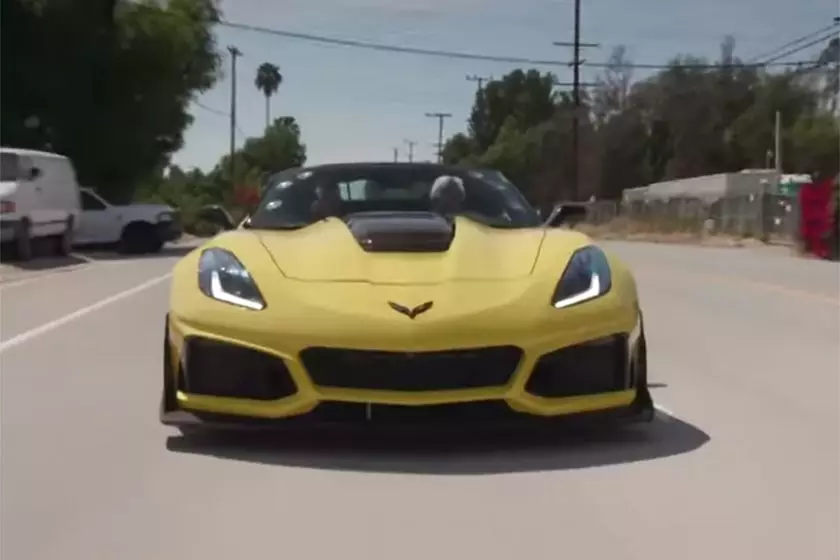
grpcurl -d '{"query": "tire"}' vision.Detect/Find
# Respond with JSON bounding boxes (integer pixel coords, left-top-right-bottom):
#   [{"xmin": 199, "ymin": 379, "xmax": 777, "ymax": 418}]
[
  {"xmin": 15, "ymin": 219, "xmax": 33, "ymax": 262},
  {"xmin": 54, "ymin": 216, "xmax": 74, "ymax": 256},
  {"xmin": 119, "ymin": 221, "xmax": 156, "ymax": 254},
  {"xmin": 147, "ymin": 238, "xmax": 164, "ymax": 253},
  {"xmin": 633, "ymin": 328, "xmax": 655, "ymax": 420},
  {"xmin": 177, "ymin": 426, "xmax": 204, "ymax": 437},
  {"xmin": 161, "ymin": 315, "xmax": 178, "ymax": 415}
]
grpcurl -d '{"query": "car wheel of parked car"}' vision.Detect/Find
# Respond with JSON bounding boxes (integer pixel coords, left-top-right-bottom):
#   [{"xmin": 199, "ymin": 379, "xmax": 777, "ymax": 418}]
[
  {"xmin": 54, "ymin": 216, "xmax": 74, "ymax": 256},
  {"xmin": 119, "ymin": 221, "xmax": 158, "ymax": 254},
  {"xmin": 15, "ymin": 219, "xmax": 33, "ymax": 262},
  {"xmin": 147, "ymin": 238, "xmax": 164, "ymax": 253}
]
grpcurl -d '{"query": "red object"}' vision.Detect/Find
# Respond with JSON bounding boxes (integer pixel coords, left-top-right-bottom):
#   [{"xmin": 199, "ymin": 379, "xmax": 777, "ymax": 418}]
[
  {"xmin": 234, "ymin": 184, "xmax": 260, "ymax": 207},
  {"xmin": 798, "ymin": 177, "xmax": 833, "ymax": 258}
]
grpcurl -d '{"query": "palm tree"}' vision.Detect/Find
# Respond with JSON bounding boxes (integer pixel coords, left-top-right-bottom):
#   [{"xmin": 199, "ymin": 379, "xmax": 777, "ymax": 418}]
[{"xmin": 254, "ymin": 62, "xmax": 283, "ymax": 131}]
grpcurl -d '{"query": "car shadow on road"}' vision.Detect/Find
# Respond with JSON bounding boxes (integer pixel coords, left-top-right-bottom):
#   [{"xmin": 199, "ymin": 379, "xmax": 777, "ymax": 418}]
[
  {"xmin": 74, "ymin": 243, "xmax": 196, "ymax": 262},
  {"xmin": 0, "ymin": 243, "xmax": 195, "ymax": 274},
  {"xmin": 0, "ymin": 239, "xmax": 89, "ymax": 271},
  {"xmin": 165, "ymin": 412, "xmax": 710, "ymax": 475}
]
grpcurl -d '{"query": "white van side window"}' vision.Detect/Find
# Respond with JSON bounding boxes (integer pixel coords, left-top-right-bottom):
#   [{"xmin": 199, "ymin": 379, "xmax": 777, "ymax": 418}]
[{"xmin": 1, "ymin": 153, "xmax": 20, "ymax": 181}]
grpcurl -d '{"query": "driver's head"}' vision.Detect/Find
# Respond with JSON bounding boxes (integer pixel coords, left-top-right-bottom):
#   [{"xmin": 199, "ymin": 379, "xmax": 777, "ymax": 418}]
[
  {"xmin": 312, "ymin": 181, "xmax": 343, "ymax": 218},
  {"xmin": 430, "ymin": 175, "xmax": 466, "ymax": 215}
]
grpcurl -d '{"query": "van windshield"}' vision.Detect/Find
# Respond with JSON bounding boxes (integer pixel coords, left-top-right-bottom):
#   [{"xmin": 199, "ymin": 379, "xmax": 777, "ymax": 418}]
[{"xmin": 1, "ymin": 154, "xmax": 20, "ymax": 182}]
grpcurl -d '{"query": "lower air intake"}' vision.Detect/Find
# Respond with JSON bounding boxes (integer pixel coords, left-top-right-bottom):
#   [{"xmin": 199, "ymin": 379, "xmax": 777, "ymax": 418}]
[
  {"xmin": 525, "ymin": 335, "xmax": 629, "ymax": 398},
  {"xmin": 181, "ymin": 337, "xmax": 297, "ymax": 400}
]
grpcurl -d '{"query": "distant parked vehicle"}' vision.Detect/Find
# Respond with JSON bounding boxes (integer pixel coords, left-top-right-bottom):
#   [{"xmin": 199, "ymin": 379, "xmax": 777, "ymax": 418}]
[
  {"xmin": 75, "ymin": 188, "xmax": 182, "ymax": 254},
  {"xmin": 0, "ymin": 147, "xmax": 82, "ymax": 261}
]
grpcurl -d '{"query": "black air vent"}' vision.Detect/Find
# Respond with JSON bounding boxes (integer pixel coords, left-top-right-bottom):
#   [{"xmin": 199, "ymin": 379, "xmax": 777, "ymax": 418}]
[{"xmin": 344, "ymin": 211, "xmax": 455, "ymax": 253}]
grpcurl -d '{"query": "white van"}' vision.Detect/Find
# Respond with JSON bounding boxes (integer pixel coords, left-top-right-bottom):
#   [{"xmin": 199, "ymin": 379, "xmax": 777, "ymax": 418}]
[{"xmin": 0, "ymin": 147, "xmax": 82, "ymax": 260}]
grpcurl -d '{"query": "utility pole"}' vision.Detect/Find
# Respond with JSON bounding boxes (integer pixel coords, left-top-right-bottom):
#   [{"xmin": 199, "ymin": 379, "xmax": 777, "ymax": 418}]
[
  {"xmin": 393, "ymin": 147, "xmax": 399, "ymax": 162},
  {"xmin": 466, "ymin": 74, "xmax": 492, "ymax": 95},
  {"xmin": 553, "ymin": 0, "xmax": 599, "ymax": 201},
  {"xmin": 425, "ymin": 112, "xmax": 452, "ymax": 164},
  {"xmin": 774, "ymin": 110, "xmax": 782, "ymax": 173},
  {"xmin": 227, "ymin": 45, "xmax": 243, "ymax": 184},
  {"xmin": 404, "ymin": 139, "xmax": 417, "ymax": 162}
]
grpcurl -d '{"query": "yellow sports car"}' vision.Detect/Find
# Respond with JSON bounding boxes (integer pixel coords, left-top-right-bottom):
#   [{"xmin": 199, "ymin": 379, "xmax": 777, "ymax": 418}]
[{"xmin": 161, "ymin": 162, "xmax": 654, "ymax": 433}]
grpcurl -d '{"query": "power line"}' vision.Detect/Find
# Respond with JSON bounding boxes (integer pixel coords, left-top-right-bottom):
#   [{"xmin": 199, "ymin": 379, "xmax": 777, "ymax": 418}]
[
  {"xmin": 132, "ymin": 5, "xmax": 823, "ymax": 70},
  {"xmin": 193, "ymin": 100, "xmax": 226, "ymax": 118},
  {"xmin": 193, "ymin": 100, "xmax": 247, "ymax": 137},
  {"xmin": 744, "ymin": 21, "xmax": 839, "ymax": 63},
  {"xmin": 759, "ymin": 32, "xmax": 838, "ymax": 65},
  {"xmin": 217, "ymin": 18, "xmax": 815, "ymax": 70}
]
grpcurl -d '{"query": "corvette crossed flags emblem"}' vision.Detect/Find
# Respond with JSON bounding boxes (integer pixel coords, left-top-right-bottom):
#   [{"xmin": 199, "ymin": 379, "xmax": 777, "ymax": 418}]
[{"xmin": 387, "ymin": 301, "xmax": 434, "ymax": 319}]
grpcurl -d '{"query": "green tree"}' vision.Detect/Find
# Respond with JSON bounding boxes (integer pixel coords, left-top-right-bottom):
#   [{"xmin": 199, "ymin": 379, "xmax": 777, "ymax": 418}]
[
  {"xmin": 816, "ymin": 38, "xmax": 839, "ymax": 113},
  {"xmin": 441, "ymin": 133, "xmax": 477, "ymax": 165},
  {"xmin": 468, "ymin": 69, "xmax": 557, "ymax": 152},
  {"xmin": 0, "ymin": 0, "xmax": 222, "ymax": 202},
  {"xmin": 443, "ymin": 37, "xmax": 836, "ymax": 202},
  {"xmin": 255, "ymin": 62, "xmax": 283, "ymax": 131},
  {"xmin": 788, "ymin": 112, "xmax": 840, "ymax": 176},
  {"xmin": 238, "ymin": 116, "xmax": 307, "ymax": 176}
]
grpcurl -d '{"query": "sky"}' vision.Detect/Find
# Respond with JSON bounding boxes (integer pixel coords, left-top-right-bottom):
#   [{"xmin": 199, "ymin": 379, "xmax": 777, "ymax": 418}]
[{"xmin": 171, "ymin": 0, "xmax": 839, "ymax": 171}]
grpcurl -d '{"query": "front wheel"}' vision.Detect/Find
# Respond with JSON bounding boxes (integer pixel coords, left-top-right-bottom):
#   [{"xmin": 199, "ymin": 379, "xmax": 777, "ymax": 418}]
[
  {"xmin": 120, "ymin": 222, "xmax": 158, "ymax": 254},
  {"xmin": 632, "ymin": 329, "xmax": 655, "ymax": 420},
  {"xmin": 146, "ymin": 238, "xmax": 164, "ymax": 253}
]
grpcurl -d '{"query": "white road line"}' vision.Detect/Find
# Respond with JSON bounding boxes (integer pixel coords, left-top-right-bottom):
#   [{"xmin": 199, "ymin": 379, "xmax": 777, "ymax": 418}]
[
  {"xmin": 0, "ymin": 264, "xmax": 93, "ymax": 290},
  {"xmin": 0, "ymin": 272, "xmax": 171, "ymax": 353},
  {"xmin": 0, "ymin": 259, "xmax": 143, "ymax": 291},
  {"xmin": 74, "ymin": 253, "xmax": 97, "ymax": 263},
  {"xmin": 654, "ymin": 403, "xmax": 675, "ymax": 422}
]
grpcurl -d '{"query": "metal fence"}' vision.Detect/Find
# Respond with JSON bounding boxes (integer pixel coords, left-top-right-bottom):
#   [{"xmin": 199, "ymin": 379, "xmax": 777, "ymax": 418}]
[{"xmin": 577, "ymin": 193, "xmax": 800, "ymax": 243}]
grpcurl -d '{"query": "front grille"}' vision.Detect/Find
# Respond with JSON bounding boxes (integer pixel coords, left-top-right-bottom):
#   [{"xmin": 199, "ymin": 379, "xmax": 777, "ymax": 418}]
[
  {"xmin": 300, "ymin": 346, "xmax": 523, "ymax": 391},
  {"xmin": 181, "ymin": 337, "xmax": 297, "ymax": 400},
  {"xmin": 525, "ymin": 335, "xmax": 629, "ymax": 398}
]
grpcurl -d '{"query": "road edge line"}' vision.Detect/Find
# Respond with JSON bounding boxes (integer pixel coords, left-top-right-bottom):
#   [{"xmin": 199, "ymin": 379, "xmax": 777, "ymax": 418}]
[{"xmin": 0, "ymin": 273, "xmax": 171, "ymax": 354}]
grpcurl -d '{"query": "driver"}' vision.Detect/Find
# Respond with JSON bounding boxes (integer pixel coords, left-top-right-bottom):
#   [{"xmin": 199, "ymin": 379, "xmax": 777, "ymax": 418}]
[
  {"xmin": 429, "ymin": 175, "xmax": 466, "ymax": 216},
  {"xmin": 311, "ymin": 180, "xmax": 344, "ymax": 219}
]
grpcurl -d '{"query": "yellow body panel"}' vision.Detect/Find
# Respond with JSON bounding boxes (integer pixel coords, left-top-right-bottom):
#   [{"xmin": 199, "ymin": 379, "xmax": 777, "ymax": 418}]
[{"xmin": 167, "ymin": 217, "xmax": 642, "ymax": 420}]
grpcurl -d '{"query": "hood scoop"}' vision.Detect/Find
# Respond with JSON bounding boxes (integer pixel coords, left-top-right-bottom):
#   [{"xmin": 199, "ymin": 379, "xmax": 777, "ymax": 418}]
[{"xmin": 344, "ymin": 211, "xmax": 455, "ymax": 253}]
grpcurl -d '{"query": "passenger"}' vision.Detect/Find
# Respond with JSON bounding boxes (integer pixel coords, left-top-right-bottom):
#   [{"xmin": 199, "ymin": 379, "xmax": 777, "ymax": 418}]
[{"xmin": 429, "ymin": 175, "xmax": 466, "ymax": 216}]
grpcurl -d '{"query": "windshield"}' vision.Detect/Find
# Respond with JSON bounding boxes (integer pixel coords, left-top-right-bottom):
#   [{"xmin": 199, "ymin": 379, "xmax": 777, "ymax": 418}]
[{"xmin": 247, "ymin": 164, "xmax": 542, "ymax": 230}]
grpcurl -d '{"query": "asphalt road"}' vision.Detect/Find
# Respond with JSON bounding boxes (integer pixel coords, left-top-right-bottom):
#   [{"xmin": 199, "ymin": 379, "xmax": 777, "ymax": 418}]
[{"xmin": 1, "ymin": 242, "xmax": 838, "ymax": 560}]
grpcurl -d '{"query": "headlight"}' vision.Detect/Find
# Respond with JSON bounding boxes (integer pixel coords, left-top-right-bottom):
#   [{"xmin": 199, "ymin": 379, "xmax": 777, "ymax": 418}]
[
  {"xmin": 197, "ymin": 249, "xmax": 266, "ymax": 310},
  {"xmin": 551, "ymin": 245, "xmax": 612, "ymax": 309}
]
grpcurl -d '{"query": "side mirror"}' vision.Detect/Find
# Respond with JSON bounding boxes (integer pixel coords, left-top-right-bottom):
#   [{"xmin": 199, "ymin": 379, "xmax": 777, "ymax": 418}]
[
  {"xmin": 198, "ymin": 204, "xmax": 236, "ymax": 231},
  {"xmin": 29, "ymin": 167, "xmax": 42, "ymax": 180},
  {"xmin": 544, "ymin": 204, "xmax": 588, "ymax": 228}
]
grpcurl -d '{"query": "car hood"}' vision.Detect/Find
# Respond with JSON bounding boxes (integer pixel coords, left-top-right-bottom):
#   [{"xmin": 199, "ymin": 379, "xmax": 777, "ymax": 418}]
[{"xmin": 254, "ymin": 217, "xmax": 547, "ymax": 284}]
